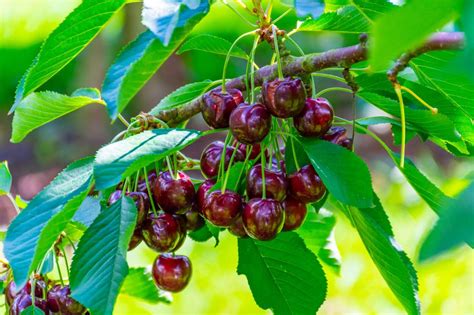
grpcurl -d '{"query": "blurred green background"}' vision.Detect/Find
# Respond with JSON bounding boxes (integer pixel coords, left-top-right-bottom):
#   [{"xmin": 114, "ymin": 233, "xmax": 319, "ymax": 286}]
[{"xmin": 0, "ymin": 1, "xmax": 473, "ymax": 314}]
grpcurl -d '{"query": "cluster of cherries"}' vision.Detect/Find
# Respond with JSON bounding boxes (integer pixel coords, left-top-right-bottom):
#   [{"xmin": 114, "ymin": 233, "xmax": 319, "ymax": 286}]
[{"xmin": 5, "ymin": 277, "xmax": 86, "ymax": 315}]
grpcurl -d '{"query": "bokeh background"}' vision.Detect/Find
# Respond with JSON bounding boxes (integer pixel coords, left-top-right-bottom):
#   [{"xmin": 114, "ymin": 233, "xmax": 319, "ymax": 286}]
[{"xmin": 0, "ymin": 1, "xmax": 473, "ymax": 314}]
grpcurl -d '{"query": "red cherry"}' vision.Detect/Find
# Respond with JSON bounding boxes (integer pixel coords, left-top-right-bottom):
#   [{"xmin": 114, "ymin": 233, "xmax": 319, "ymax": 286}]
[
  {"xmin": 152, "ymin": 254, "xmax": 192, "ymax": 292},
  {"xmin": 153, "ymin": 171, "xmax": 195, "ymax": 214},
  {"xmin": 196, "ymin": 179, "xmax": 215, "ymax": 211},
  {"xmin": 228, "ymin": 215, "xmax": 248, "ymax": 238},
  {"xmin": 288, "ymin": 165, "xmax": 326, "ymax": 203},
  {"xmin": 184, "ymin": 210, "xmax": 205, "ymax": 231},
  {"xmin": 202, "ymin": 89, "xmax": 244, "ymax": 128},
  {"xmin": 200, "ymin": 141, "xmax": 244, "ymax": 178},
  {"xmin": 246, "ymin": 164, "xmax": 287, "ymax": 202},
  {"xmin": 282, "ymin": 198, "xmax": 307, "ymax": 231},
  {"xmin": 10, "ymin": 294, "xmax": 49, "ymax": 315},
  {"xmin": 202, "ymin": 190, "xmax": 242, "ymax": 227},
  {"xmin": 262, "ymin": 77, "xmax": 306, "ymax": 118},
  {"xmin": 5, "ymin": 279, "xmax": 47, "ymax": 306},
  {"xmin": 229, "ymin": 103, "xmax": 271, "ymax": 144},
  {"xmin": 128, "ymin": 228, "xmax": 143, "ymax": 251},
  {"xmin": 142, "ymin": 213, "xmax": 184, "ymax": 252},
  {"xmin": 237, "ymin": 143, "xmax": 265, "ymax": 160},
  {"xmin": 242, "ymin": 198, "xmax": 285, "ymax": 241},
  {"xmin": 294, "ymin": 98, "xmax": 334, "ymax": 137},
  {"xmin": 47, "ymin": 285, "xmax": 86, "ymax": 315},
  {"xmin": 322, "ymin": 126, "xmax": 353, "ymax": 150}
]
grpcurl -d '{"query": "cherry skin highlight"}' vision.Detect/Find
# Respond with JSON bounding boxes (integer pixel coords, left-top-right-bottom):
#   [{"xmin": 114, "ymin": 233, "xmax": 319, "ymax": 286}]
[
  {"xmin": 242, "ymin": 198, "xmax": 285, "ymax": 241},
  {"xmin": 294, "ymin": 98, "xmax": 334, "ymax": 137},
  {"xmin": 262, "ymin": 77, "xmax": 306, "ymax": 118},
  {"xmin": 246, "ymin": 164, "xmax": 287, "ymax": 202},
  {"xmin": 141, "ymin": 213, "xmax": 184, "ymax": 252},
  {"xmin": 282, "ymin": 197, "xmax": 307, "ymax": 231},
  {"xmin": 202, "ymin": 190, "xmax": 242, "ymax": 227},
  {"xmin": 200, "ymin": 141, "xmax": 244, "ymax": 178},
  {"xmin": 288, "ymin": 165, "xmax": 326, "ymax": 203},
  {"xmin": 153, "ymin": 171, "xmax": 195, "ymax": 214},
  {"xmin": 229, "ymin": 103, "xmax": 271, "ymax": 144},
  {"xmin": 152, "ymin": 254, "xmax": 192, "ymax": 293},
  {"xmin": 202, "ymin": 88, "xmax": 244, "ymax": 128}
]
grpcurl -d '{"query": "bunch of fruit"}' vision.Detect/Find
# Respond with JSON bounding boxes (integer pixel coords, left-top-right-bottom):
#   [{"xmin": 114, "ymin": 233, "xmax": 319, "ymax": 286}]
[{"xmin": 5, "ymin": 277, "xmax": 87, "ymax": 315}]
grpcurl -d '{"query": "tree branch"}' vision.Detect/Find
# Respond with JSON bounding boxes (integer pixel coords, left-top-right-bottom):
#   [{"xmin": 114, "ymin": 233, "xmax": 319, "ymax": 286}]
[{"xmin": 154, "ymin": 32, "xmax": 464, "ymax": 126}]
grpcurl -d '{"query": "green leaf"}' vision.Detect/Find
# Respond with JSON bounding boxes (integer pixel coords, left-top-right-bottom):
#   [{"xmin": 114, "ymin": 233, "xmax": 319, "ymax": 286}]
[
  {"xmin": 142, "ymin": 0, "xmax": 210, "ymax": 46},
  {"xmin": 343, "ymin": 196, "xmax": 420, "ymax": 315},
  {"xmin": 94, "ymin": 129, "xmax": 201, "ymax": 190},
  {"xmin": 0, "ymin": 161, "xmax": 12, "ymax": 195},
  {"xmin": 40, "ymin": 251, "xmax": 54, "ymax": 275},
  {"xmin": 370, "ymin": 0, "xmax": 464, "ymax": 71},
  {"xmin": 238, "ymin": 232, "xmax": 327, "ymax": 315},
  {"xmin": 11, "ymin": 88, "xmax": 104, "ymax": 143},
  {"xmin": 11, "ymin": 0, "xmax": 126, "ymax": 112},
  {"xmin": 4, "ymin": 157, "xmax": 94, "ymax": 289},
  {"xmin": 177, "ymin": 34, "xmax": 248, "ymax": 59},
  {"xmin": 70, "ymin": 197, "xmax": 137, "ymax": 315},
  {"xmin": 297, "ymin": 209, "xmax": 341, "ymax": 274},
  {"xmin": 300, "ymin": 137, "xmax": 374, "ymax": 208},
  {"xmin": 20, "ymin": 306, "xmax": 45, "ymax": 315},
  {"xmin": 419, "ymin": 182, "xmax": 474, "ymax": 261},
  {"xmin": 72, "ymin": 196, "xmax": 102, "ymax": 229},
  {"xmin": 285, "ymin": 136, "xmax": 310, "ymax": 175},
  {"xmin": 281, "ymin": 0, "xmax": 324, "ymax": 18},
  {"xmin": 120, "ymin": 267, "xmax": 171, "ymax": 304},
  {"xmin": 150, "ymin": 80, "xmax": 214, "ymax": 114},
  {"xmin": 188, "ymin": 222, "xmax": 219, "ymax": 245}
]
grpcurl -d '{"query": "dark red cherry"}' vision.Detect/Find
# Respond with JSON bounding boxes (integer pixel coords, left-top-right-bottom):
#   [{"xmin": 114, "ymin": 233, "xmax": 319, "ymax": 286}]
[
  {"xmin": 184, "ymin": 210, "xmax": 205, "ymax": 231},
  {"xmin": 152, "ymin": 254, "xmax": 192, "ymax": 292},
  {"xmin": 242, "ymin": 198, "xmax": 285, "ymax": 241},
  {"xmin": 200, "ymin": 141, "xmax": 244, "ymax": 178},
  {"xmin": 228, "ymin": 215, "xmax": 248, "ymax": 238},
  {"xmin": 282, "ymin": 198, "xmax": 307, "ymax": 231},
  {"xmin": 128, "ymin": 227, "xmax": 143, "ymax": 251},
  {"xmin": 202, "ymin": 190, "xmax": 242, "ymax": 227},
  {"xmin": 138, "ymin": 171, "xmax": 157, "ymax": 193},
  {"xmin": 202, "ymin": 88, "xmax": 244, "ymax": 128},
  {"xmin": 294, "ymin": 98, "xmax": 334, "ymax": 137},
  {"xmin": 153, "ymin": 171, "xmax": 195, "ymax": 214},
  {"xmin": 229, "ymin": 103, "xmax": 271, "ymax": 144},
  {"xmin": 262, "ymin": 77, "xmax": 306, "ymax": 118},
  {"xmin": 5, "ymin": 279, "xmax": 47, "ymax": 306},
  {"xmin": 142, "ymin": 213, "xmax": 184, "ymax": 252},
  {"xmin": 196, "ymin": 179, "xmax": 215, "ymax": 211},
  {"xmin": 10, "ymin": 294, "xmax": 49, "ymax": 315},
  {"xmin": 246, "ymin": 164, "xmax": 287, "ymax": 202},
  {"xmin": 288, "ymin": 165, "xmax": 326, "ymax": 203},
  {"xmin": 47, "ymin": 285, "xmax": 86, "ymax": 315},
  {"xmin": 321, "ymin": 126, "xmax": 353, "ymax": 150},
  {"xmin": 237, "ymin": 143, "xmax": 265, "ymax": 160},
  {"xmin": 127, "ymin": 191, "xmax": 150, "ymax": 226}
]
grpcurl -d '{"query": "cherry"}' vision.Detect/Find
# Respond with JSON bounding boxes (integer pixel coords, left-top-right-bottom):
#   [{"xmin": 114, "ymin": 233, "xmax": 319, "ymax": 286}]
[
  {"xmin": 246, "ymin": 164, "xmax": 287, "ymax": 202},
  {"xmin": 184, "ymin": 210, "xmax": 205, "ymax": 231},
  {"xmin": 282, "ymin": 197, "xmax": 307, "ymax": 231},
  {"xmin": 322, "ymin": 126, "xmax": 352, "ymax": 150},
  {"xmin": 138, "ymin": 171, "xmax": 157, "ymax": 193},
  {"xmin": 288, "ymin": 165, "xmax": 326, "ymax": 203},
  {"xmin": 294, "ymin": 98, "xmax": 334, "ymax": 137},
  {"xmin": 237, "ymin": 143, "xmax": 264, "ymax": 160},
  {"xmin": 108, "ymin": 190, "xmax": 122, "ymax": 205},
  {"xmin": 47, "ymin": 285, "xmax": 86, "ymax": 315},
  {"xmin": 152, "ymin": 254, "xmax": 192, "ymax": 293},
  {"xmin": 153, "ymin": 171, "xmax": 195, "ymax": 214},
  {"xmin": 196, "ymin": 179, "xmax": 215, "ymax": 211},
  {"xmin": 10, "ymin": 294, "xmax": 49, "ymax": 315},
  {"xmin": 262, "ymin": 77, "xmax": 306, "ymax": 118},
  {"xmin": 128, "ymin": 228, "xmax": 143, "ymax": 251},
  {"xmin": 202, "ymin": 88, "xmax": 244, "ymax": 128},
  {"xmin": 142, "ymin": 213, "xmax": 184, "ymax": 252},
  {"xmin": 202, "ymin": 190, "xmax": 242, "ymax": 227},
  {"xmin": 228, "ymin": 215, "xmax": 248, "ymax": 238},
  {"xmin": 108, "ymin": 191, "xmax": 150, "ymax": 226},
  {"xmin": 5, "ymin": 279, "xmax": 47, "ymax": 306},
  {"xmin": 229, "ymin": 103, "xmax": 271, "ymax": 144},
  {"xmin": 200, "ymin": 141, "xmax": 244, "ymax": 178},
  {"xmin": 242, "ymin": 198, "xmax": 285, "ymax": 241}
]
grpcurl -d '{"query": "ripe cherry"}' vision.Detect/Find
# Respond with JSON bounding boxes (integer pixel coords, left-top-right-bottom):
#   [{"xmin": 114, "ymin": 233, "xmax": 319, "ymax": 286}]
[
  {"xmin": 138, "ymin": 171, "xmax": 157, "ymax": 193},
  {"xmin": 242, "ymin": 198, "xmax": 285, "ymax": 241},
  {"xmin": 202, "ymin": 88, "xmax": 244, "ymax": 128},
  {"xmin": 152, "ymin": 254, "xmax": 192, "ymax": 293},
  {"xmin": 47, "ymin": 285, "xmax": 86, "ymax": 315},
  {"xmin": 228, "ymin": 215, "xmax": 248, "ymax": 238},
  {"xmin": 246, "ymin": 164, "xmax": 287, "ymax": 202},
  {"xmin": 184, "ymin": 210, "xmax": 205, "ymax": 231},
  {"xmin": 229, "ymin": 103, "xmax": 271, "ymax": 144},
  {"xmin": 153, "ymin": 171, "xmax": 195, "ymax": 214},
  {"xmin": 10, "ymin": 294, "xmax": 49, "ymax": 315},
  {"xmin": 262, "ymin": 77, "xmax": 306, "ymax": 118},
  {"xmin": 200, "ymin": 141, "xmax": 244, "ymax": 178},
  {"xmin": 282, "ymin": 198, "xmax": 307, "ymax": 231},
  {"xmin": 5, "ymin": 279, "xmax": 47, "ymax": 306},
  {"xmin": 196, "ymin": 179, "xmax": 215, "ymax": 211},
  {"xmin": 142, "ymin": 213, "xmax": 184, "ymax": 252},
  {"xmin": 288, "ymin": 165, "xmax": 326, "ymax": 203},
  {"xmin": 202, "ymin": 190, "xmax": 242, "ymax": 227},
  {"xmin": 322, "ymin": 126, "xmax": 353, "ymax": 150},
  {"xmin": 128, "ymin": 228, "xmax": 143, "ymax": 251},
  {"xmin": 294, "ymin": 98, "xmax": 334, "ymax": 137},
  {"xmin": 237, "ymin": 143, "xmax": 265, "ymax": 160}
]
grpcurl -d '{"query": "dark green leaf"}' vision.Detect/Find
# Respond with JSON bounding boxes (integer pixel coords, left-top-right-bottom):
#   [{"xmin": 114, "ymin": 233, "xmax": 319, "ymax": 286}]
[
  {"xmin": 284, "ymin": 136, "xmax": 310, "ymax": 175},
  {"xmin": 11, "ymin": 0, "xmax": 126, "ymax": 112},
  {"xmin": 150, "ymin": 80, "xmax": 214, "ymax": 114},
  {"xmin": 0, "ymin": 161, "xmax": 12, "ymax": 195},
  {"xmin": 94, "ymin": 129, "xmax": 201, "ymax": 190},
  {"xmin": 70, "ymin": 197, "xmax": 137, "ymax": 315},
  {"xmin": 177, "ymin": 34, "xmax": 248, "ymax": 59},
  {"xmin": 40, "ymin": 251, "xmax": 54, "ymax": 275},
  {"xmin": 188, "ymin": 222, "xmax": 221, "ymax": 246},
  {"xmin": 120, "ymin": 267, "xmax": 171, "ymax": 304},
  {"xmin": 238, "ymin": 232, "xmax": 327, "ymax": 315},
  {"xmin": 4, "ymin": 157, "xmax": 94, "ymax": 288},
  {"xmin": 20, "ymin": 306, "xmax": 45, "ymax": 315},
  {"xmin": 300, "ymin": 138, "xmax": 374, "ymax": 208},
  {"xmin": 11, "ymin": 89, "xmax": 104, "ymax": 143},
  {"xmin": 72, "ymin": 196, "xmax": 102, "ymax": 228},
  {"xmin": 419, "ymin": 182, "xmax": 474, "ymax": 261}
]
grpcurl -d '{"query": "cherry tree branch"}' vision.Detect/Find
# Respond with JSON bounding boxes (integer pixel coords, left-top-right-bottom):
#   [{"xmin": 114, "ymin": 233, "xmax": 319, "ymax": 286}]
[{"xmin": 154, "ymin": 32, "xmax": 464, "ymax": 126}]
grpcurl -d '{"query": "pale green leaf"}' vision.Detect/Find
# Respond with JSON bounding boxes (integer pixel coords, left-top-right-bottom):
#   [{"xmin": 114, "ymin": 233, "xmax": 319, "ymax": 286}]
[
  {"xmin": 0, "ymin": 161, "xmax": 12, "ymax": 195},
  {"xmin": 177, "ymin": 34, "xmax": 248, "ymax": 59},
  {"xmin": 120, "ymin": 267, "xmax": 171, "ymax": 304}
]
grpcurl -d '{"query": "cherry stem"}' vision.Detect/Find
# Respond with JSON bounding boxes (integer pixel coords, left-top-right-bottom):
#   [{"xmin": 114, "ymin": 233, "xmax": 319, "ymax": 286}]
[
  {"xmin": 315, "ymin": 87, "xmax": 353, "ymax": 98},
  {"xmin": 223, "ymin": 1, "xmax": 257, "ymax": 27},
  {"xmin": 55, "ymin": 252, "xmax": 65, "ymax": 286},
  {"xmin": 134, "ymin": 171, "xmax": 140, "ymax": 191},
  {"xmin": 400, "ymin": 85, "xmax": 438, "ymax": 114},
  {"xmin": 290, "ymin": 137, "xmax": 300, "ymax": 171},
  {"xmin": 272, "ymin": 8, "xmax": 292, "ymax": 24},
  {"xmin": 394, "ymin": 84, "xmax": 406, "ymax": 168},
  {"xmin": 222, "ymin": 30, "xmax": 257, "ymax": 93},
  {"xmin": 6, "ymin": 193, "xmax": 20, "ymax": 213},
  {"xmin": 117, "ymin": 114, "xmax": 130, "ymax": 127},
  {"xmin": 218, "ymin": 132, "xmax": 233, "ymax": 182},
  {"xmin": 250, "ymin": 34, "xmax": 260, "ymax": 104},
  {"xmin": 311, "ymin": 72, "xmax": 347, "ymax": 84},
  {"xmin": 260, "ymin": 148, "xmax": 267, "ymax": 199},
  {"xmin": 30, "ymin": 277, "xmax": 36, "ymax": 308},
  {"xmin": 272, "ymin": 25, "xmax": 284, "ymax": 79},
  {"xmin": 144, "ymin": 167, "xmax": 158, "ymax": 215},
  {"xmin": 284, "ymin": 34, "xmax": 305, "ymax": 56},
  {"xmin": 61, "ymin": 246, "xmax": 70, "ymax": 276},
  {"xmin": 222, "ymin": 144, "xmax": 239, "ymax": 193},
  {"xmin": 64, "ymin": 234, "xmax": 77, "ymax": 251}
]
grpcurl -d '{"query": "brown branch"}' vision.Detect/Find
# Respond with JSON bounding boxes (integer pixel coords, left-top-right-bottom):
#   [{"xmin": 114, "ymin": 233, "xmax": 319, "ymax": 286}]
[{"xmin": 154, "ymin": 32, "xmax": 464, "ymax": 126}]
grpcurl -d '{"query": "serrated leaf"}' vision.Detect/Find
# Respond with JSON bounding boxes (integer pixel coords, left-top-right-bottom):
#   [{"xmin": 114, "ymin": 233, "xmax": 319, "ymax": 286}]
[
  {"xmin": 343, "ymin": 195, "xmax": 420, "ymax": 315},
  {"xmin": 300, "ymin": 137, "xmax": 374, "ymax": 208},
  {"xmin": 238, "ymin": 232, "xmax": 327, "ymax": 315},
  {"xmin": 70, "ymin": 197, "xmax": 137, "ymax": 315},
  {"xmin": 11, "ymin": 0, "xmax": 126, "ymax": 112},
  {"xmin": 94, "ymin": 129, "xmax": 201, "ymax": 190},
  {"xmin": 297, "ymin": 209, "xmax": 341, "ymax": 274},
  {"xmin": 177, "ymin": 34, "xmax": 248, "ymax": 59},
  {"xmin": 11, "ymin": 88, "xmax": 104, "ymax": 143},
  {"xmin": 419, "ymin": 182, "xmax": 474, "ymax": 261},
  {"xmin": 150, "ymin": 80, "xmax": 214, "ymax": 114},
  {"xmin": 120, "ymin": 267, "xmax": 171, "ymax": 304},
  {"xmin": 370, "ymin": 0, "xmax": 464, "ymax": 71},
  {"xmin": 72, "ymin": 196, "xmax": 102, "ymax": 228},
  {"xmin": 4, "ymin": 157, "xmax": 94, "ymax": 288},
  {"xmin": 0, "ymin": 161, "xmax": 12, "ymax": 195}
]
